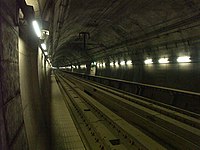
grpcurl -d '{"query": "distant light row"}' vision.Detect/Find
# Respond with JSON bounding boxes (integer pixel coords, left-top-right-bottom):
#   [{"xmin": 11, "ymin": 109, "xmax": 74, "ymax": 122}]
[
  {"xmin": 144, "ymin": 56, "xmax": 191, "ymax": 64},
  {"xmin": 56, "ymin": 56, "xmax": 192, "ymax": 70},
  {"xmin": 94, "ymin": 56, "xmax": 191, "ymax": 67}
]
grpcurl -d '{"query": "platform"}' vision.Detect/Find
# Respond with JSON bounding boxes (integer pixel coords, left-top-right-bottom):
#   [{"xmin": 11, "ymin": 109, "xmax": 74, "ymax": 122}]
[{"xmin": 50, "ymin": 75, "xmax": 85, "ymax": 149}]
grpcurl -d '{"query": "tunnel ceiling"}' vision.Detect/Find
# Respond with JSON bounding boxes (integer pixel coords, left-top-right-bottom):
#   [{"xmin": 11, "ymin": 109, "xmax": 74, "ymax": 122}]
[{"xmin": 47, "ymin": 0, "xmax": 200, "ymax": 66}]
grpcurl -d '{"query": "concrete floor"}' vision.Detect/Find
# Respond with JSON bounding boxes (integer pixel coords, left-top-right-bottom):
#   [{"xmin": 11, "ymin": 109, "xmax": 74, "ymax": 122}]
[{"xmin": 46, "ymin": 75, "xmax": 85, "ymax": 150}]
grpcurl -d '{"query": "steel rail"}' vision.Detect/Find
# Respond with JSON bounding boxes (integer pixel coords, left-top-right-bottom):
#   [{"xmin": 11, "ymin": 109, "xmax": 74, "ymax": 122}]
[
  {"xmin": 59, "ymin": 72, "xmax": 200, "ymax": 149},
  {"xmin": 55, "ymin": 73, "xmax": 166, "ymax": 150}
]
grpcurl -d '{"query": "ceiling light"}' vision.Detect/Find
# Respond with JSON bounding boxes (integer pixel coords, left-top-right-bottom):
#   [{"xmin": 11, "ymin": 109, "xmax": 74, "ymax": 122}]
[
  {"xmin": 144, "ymin": 58, "xmax": 153, "ymax": 64},
  {"xmin": 41, "ymin": 43, "xmax": 46, "ymax": 50},
  {"xmin": 177, "ymin": 56, "xmax": 191, "ymax": 63},
  {"xmin": 158, "ymin": 58, "xmax": 169, "ymax": 64},
  {"xmin": 32, "ymin": 20, "xmax": 41, "ymax": 38}
]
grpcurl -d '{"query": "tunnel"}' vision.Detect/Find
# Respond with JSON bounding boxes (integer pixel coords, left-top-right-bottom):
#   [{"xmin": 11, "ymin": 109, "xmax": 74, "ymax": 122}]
[{"xmin": 0, "ymin": 0, "xmax": 200, "ymax": 149}]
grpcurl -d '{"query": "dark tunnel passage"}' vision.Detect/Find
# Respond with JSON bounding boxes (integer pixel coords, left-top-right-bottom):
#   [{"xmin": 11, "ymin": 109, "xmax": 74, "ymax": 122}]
[{"xmin": 0, "ymin": 0, "xmax": 200, "ymax": 149}]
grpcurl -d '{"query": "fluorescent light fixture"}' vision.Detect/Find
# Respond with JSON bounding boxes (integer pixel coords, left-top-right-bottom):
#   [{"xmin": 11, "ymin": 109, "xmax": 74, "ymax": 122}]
[
  {"xmin": 120, "ymin": 61, "xmax": 126, "ymax": 66},
  {"xmin": 32, "ymin": 20, "xmax": 41, "ymax": 38},
  {"xmin": 76, "ymin": 65, "xmax": 79, "ymax": 68},
  {"xmin": 126, "ymin": 60, "xmax": 132, "ymax": 65},
  {"xmin": 158, "ymin": 58, "xmax": 169, "ymax": 64},
  {"xmin": 80, "ymin": 65, "xmax": 86, "ymax": 68},
  {"xmin": 144, "ymin": 58, "xmax": 153, "ymax": 64},
  {"xmin": 72, "ymin": 65, "xmax": 76, "ymax": 68},
  {"xmin": 97, "ymin": 63, "xmax": 100, "ymax": 67},
  {"xmin": 110, "ymin": 62, "xmax": 114, "ymax": 66},
  {"xmin": 41, "ymin": 43, "xmax": 46, "ymax": 50},
  {"xmin": 59, "ymin": 67, "xmax": 66, "ymax": 69},
  {"xmin": 51, "ymin": 67, "xmax": 57, "ymax": 69},
  {"xmin": 177, "ymin": 56, "xmax": 191, "ymax": 63},
  {"xmin": 44, "ymin": 52, "xmax": 48, "ymax": 55},
  {"xmin": 93, "ymin": 62, "xmax": 97, "ymax": 65}
]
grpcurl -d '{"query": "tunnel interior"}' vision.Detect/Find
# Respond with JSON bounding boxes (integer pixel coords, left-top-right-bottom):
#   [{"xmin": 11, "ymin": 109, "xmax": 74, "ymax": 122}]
[{"xmin": 0, "ymin": 0, "xmax": 200, "ymax": 149}]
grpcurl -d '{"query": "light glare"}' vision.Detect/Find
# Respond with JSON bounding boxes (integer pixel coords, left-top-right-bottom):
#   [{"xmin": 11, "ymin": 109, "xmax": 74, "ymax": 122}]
[
  {"xmin": 110, "ymin": 62, "xmax": 114, "ymax": 66},
  {"xmin": 41, "ymin": 43, "xmax": 46, "ymax": 50},
  {"xmin": 44, "ymin": 52, "xmax": 48, "ymax": 55},
  {"xmin": 115, "ymin": 61, "xmax": 119, "ymax": 66},
  {"xmin": 144, "ymin": 59, "xmax": 153, "ymax": 64},
  {"xmin": 158, "ymin": 58, "xmax": 169, "ymax": 64},
  {"xmin": 102, "ymin": 62, "xmax": 106, "ymax": 67},
  {"xmin": 126, "ymin": 60, "xmax": 132, "ymax": 65},
  {"xmin": 177, "ymin": 56, "xmax": 191, "ymax": 63},
  {"xmin": 80, "ymin": 65, "xmax": 86, "ymax": 68},
  {"xmin": 32, "ymin": 20, "xmax": 41, "ymax": 38},
  {"xmin": 97, "ymin": 63, "xmax": 100, "ymax": 67},
  {"xmin": 120, "ymin": 61, "xmax": 126, "ymax": 66}
]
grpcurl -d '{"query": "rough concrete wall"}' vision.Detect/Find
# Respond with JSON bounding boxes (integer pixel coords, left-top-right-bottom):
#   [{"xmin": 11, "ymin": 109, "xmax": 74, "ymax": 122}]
[
  {"xmin": 19, "ymin": 36, "xmax": 51, "ymax": 150},
  {"xmin": 0, "ymin": 0, "xmax": 28, "ymax": 149},
  {"xmin": 37, "ymin": 48, "xmax": 52, "ymax": 150}
]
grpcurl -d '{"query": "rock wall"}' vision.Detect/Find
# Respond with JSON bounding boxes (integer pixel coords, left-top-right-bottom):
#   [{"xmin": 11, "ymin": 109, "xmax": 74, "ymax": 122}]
[{"xmin": 0, "ymin": 0, "xmax": 28, "ymax": 149}]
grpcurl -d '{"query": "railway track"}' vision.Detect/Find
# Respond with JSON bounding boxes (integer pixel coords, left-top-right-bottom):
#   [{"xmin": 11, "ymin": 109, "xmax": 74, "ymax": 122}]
[{"xmin": 55, "ymin": 72, "xmax": 200, "ymax": 150}]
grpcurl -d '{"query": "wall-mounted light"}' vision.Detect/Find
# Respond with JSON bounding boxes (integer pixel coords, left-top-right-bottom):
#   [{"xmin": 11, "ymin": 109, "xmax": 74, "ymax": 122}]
[
  {"xmin": 97, "ymin": 63, "xmax": 100, "ymax": 67},
  {"xmin": 115, "ymin": 61, "xmax": 119, "ymax": 67},
  {"xmin": 158, "ymin": 58, "xmax": 169, "ymax": 64},
  {"xmin": 120, "ymin": 61, "xmax": 126, "ymax": 66},
  {"xmin": 51, "ymin": 66, "xmax": 57, "ymax": 69},
  {"xmin": 126, "ymin": 60, "xmax": 132, "ymax": 65},
  {"xmin": 91, "ymin": 62, "xmax": 97, "ymax": 66},
  {"xmin": 110, "ymin": 62, "xmax": 114, "ymax": 66},
  {"xmin": 32, "ymin": 20, "xmax": 41, "ymax": 38},
  {"xmin": 102, "ymin": 62, "xmax": 106, "ymax": 67},
  {"xmin": 144, "ymin": 58, "xmax": 153, "ymax": 64},
  {"xmin": 41, "ymin": 43, "xmax": 46, "ymax": 50},
  {"xmin": 59, "ymin": 67, "xmax": 66, "ymax": 69},
  {"xmin": 80, "ymin": 64, "xmax": 86, "ymax": 69},
  {"xmin": 93, "ymin": 62, "xmax": 97, "ymax": 65},
  {"xmin": 177, "ymin": 56, "xmax": 191, "ymax": 63},
  {"xmin": 44, "ymin": 51, "xmax": 48, "ymax": 55}
]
